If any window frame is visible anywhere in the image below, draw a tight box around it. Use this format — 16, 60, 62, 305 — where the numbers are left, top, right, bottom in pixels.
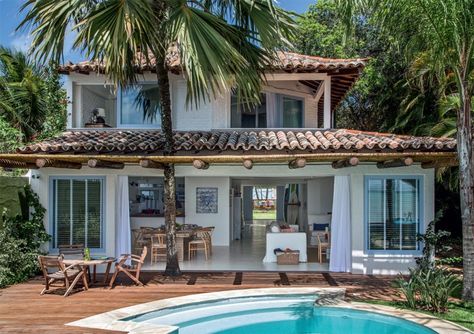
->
49, 176, 106, 253
117, 82, 161, 128
230, 91, 305, 129
364, 175, 424, 255
277, 94, 305, 128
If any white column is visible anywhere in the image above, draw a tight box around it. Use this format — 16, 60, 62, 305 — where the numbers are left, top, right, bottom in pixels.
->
323, 77, 332, 128
65, 80, 74, 129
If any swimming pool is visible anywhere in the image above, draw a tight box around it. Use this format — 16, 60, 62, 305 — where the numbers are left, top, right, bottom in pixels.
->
67, 288, 471, 334
124, 294, 436, 334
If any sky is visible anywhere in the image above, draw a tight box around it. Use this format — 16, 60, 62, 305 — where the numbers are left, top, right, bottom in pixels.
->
0, 0, 314, 63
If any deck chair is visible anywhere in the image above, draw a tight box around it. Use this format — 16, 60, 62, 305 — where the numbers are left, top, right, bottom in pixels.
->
38, 255, 87, 297
58, 244, 84, 259
109, 246, 147, 288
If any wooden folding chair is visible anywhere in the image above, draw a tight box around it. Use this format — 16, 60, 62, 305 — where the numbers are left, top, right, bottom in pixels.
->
38, 255, 88, 297
58, 244, 84, 259
109, 246, 147, 288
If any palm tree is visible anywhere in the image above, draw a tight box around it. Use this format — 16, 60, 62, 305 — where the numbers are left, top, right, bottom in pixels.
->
19, 0, 295, 276
0, 47, 47, 142
337, 0, 474, 301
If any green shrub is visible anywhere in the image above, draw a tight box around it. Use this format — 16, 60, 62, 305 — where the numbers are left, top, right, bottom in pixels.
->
0, 185, 50, 288
397, 267, 461, 313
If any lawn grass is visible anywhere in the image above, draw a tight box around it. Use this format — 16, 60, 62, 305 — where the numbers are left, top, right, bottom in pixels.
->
359, 299, 474, 331
252, 210, 276, 220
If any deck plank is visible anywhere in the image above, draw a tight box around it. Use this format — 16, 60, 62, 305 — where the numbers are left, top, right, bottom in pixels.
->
0, 272, 397, 333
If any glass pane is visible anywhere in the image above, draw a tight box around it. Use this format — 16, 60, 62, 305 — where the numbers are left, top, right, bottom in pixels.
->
87, 179, 102, 248
282, 97, 303, 127
367, 179, 385, 250
385, 179, 400, 250
400, 179, 418, 250
72, 180, 86, 246
230, 94, 242, 128
55, 180, 71, 248
120, 84, 160, 125
230, 93, 266, 128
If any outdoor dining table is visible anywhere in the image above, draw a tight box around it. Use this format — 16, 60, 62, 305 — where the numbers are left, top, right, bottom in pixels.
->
63, 257, 115, 286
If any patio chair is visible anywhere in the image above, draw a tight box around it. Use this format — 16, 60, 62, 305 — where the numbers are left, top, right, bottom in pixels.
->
150, 234, 166, 264
188, 230, 211, 260
38, 255, 88, 297
58, 244, 84, 259
109, 246, 147, 288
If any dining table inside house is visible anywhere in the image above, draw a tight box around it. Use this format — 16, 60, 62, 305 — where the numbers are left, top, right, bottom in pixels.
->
136, 227, 201, 262
63, 257, 115, 286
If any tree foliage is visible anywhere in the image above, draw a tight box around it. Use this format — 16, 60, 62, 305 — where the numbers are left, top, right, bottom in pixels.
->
0, 47, 67, 146
336, 0, 474, 301
0, 185, 50, 288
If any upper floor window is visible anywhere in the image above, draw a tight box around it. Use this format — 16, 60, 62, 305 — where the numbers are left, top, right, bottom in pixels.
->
365, 176, 422, 252
231, 92, 303, 128
119, 84, 161, 127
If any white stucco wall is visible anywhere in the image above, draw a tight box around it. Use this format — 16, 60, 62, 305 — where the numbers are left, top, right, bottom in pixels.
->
66, 73, 319, 130
307, 177, 334, 215
184, 177, 231, 246
29, 163, 434, 274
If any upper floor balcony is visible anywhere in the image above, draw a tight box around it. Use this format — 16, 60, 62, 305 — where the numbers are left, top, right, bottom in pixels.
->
60, 52, 366, 131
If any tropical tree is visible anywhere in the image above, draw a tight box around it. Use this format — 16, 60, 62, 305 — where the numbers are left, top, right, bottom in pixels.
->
0, 47, 46, 142
0, 47, 67, 147
19, 0, 295, 276
337, 0, 474, 301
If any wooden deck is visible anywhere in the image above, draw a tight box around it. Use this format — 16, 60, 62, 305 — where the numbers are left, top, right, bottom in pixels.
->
0, 272, 399, 333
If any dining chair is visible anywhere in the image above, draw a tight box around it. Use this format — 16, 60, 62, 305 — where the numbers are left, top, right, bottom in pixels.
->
317, 233, 330, 263
201, 227, 215, 254
109, 246, 147, 288
188, 230, 211, 260
38, 255, 88, 297
150, 234, 167, 264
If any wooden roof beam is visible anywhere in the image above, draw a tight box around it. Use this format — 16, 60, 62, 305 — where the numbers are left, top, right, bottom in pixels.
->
139, 159, 164, 169
88, 159, 124, 169
193, 159, 209, 170
0, 159, 38, 169
36, 158, 82, 169
289, 157, 306, 169
332, 157, 359, 169
377, 157, 413, 169
243, 159, 253, 170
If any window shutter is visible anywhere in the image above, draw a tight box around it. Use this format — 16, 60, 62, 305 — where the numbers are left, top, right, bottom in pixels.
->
367, 178, 385, 250
55, 179, 71, 248
52, 177, 104, 249
87, 179, 102, 248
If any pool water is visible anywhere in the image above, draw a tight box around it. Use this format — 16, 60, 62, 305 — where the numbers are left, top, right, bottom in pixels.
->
125, 295, 436, 334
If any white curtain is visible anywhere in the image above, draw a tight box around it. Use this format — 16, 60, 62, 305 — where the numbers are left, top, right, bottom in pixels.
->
115, 176, 131, 263
266, 92, 277, 128
329, 175, 352, 272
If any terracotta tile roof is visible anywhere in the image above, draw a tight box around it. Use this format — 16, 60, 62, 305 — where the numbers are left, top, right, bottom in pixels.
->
58, 51, 367, 75
16, 129, 456, 155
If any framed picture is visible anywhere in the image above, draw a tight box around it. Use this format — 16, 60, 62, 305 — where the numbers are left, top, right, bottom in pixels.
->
196, 187, 218, 213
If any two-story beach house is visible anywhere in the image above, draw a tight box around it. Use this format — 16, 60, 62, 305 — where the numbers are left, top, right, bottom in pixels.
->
0, 51, 457, 274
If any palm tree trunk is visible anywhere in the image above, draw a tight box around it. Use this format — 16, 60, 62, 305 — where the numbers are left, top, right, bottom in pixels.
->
156, 53, 181, 277
457, 82, 474, 301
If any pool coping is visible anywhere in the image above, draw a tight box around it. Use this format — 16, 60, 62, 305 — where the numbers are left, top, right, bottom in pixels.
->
66, 287, 473, 334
